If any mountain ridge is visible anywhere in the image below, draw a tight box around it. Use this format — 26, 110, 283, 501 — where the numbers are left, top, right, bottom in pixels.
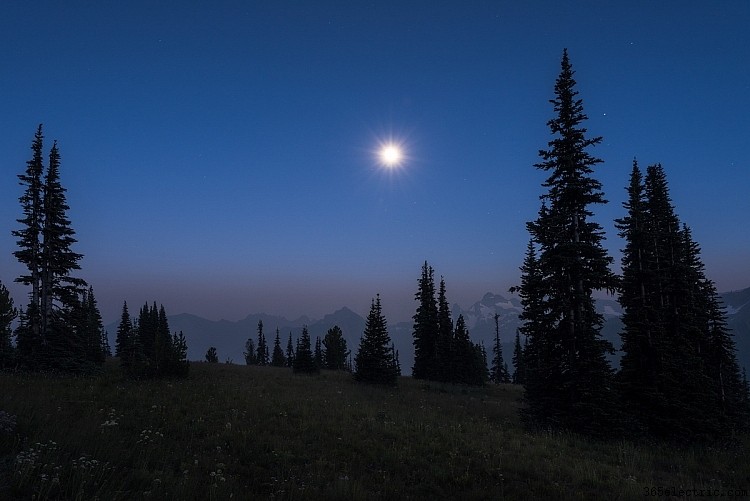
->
106, 287, 750, 374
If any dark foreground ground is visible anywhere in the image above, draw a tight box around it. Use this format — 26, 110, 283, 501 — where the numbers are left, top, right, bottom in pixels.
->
1, 362, 748, 499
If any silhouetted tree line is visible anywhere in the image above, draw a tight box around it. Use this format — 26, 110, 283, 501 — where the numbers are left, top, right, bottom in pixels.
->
411, 262, 489, 386
115, 301, 188, 378
242, 321, 353, 374
2, 125, 109, 373
513, 49, 749, 438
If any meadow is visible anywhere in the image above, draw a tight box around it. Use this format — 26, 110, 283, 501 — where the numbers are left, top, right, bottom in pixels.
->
0, 362, 748, 500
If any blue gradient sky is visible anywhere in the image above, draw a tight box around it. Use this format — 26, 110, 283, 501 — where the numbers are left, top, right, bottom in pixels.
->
1, 1, 749, 325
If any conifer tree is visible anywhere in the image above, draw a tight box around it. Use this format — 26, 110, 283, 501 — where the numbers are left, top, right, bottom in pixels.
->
271, 328, 286, 367
40, 141, 85, 341
286, 332, 295, 367
205, 347, 218, 363
392, 343, 401, 377
616, 162, 747, 437
13, 125, 45, 361
323, 325, 349, 370
412, 262, 438, 380
314, 336, 323, 368
170, 331, 189, 376
244, 338, 257, 365
256, 320, 268, 365
512, 330, 525, 385
0, 281, 17, 368
117, 301, 144, 375
354, 295, 397, 385
490, 314, 511, 383
451, 314, 474, 385
293, 326, 318, 374
115, 301, 131, 358
435, 277, 454, 382
522, 50, 617, 434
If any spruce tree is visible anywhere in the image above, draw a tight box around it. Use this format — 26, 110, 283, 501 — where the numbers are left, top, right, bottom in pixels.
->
293, 326, 318, 374
323, 325, 349, 370
451, 314, 474, 385
244, 338, 257, 365
616, 162, 747, 437
435, 277, 454, 382
512, 330, 525, 385
286, 332, 295, 367
522, 50, 617, 434
354, 295, 397, 385
115, 301, 131, 358
170, 331, 189, 376
314, 336, 323, 369
205, 347, 219, 363
0, 281, 17, 368
13, 125, 45, 362
271, 329, 286, 367
490, 314, 510, 383
412, 261, 438, 380
40, 141, 85, 342
256, 320, 268, 365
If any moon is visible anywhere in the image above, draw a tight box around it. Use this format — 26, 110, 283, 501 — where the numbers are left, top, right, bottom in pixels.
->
379, 144, 403, 167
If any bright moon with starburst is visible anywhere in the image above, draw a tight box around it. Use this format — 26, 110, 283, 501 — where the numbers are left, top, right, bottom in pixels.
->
378, 143, 404, 168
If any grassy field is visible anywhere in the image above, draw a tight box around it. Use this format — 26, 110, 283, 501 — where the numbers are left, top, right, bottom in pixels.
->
0, 362, 748, 500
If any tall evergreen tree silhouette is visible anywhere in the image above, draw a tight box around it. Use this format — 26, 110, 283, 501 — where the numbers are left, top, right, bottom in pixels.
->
293, 326, 318, 374
618, 162, 748, 436
512, 330, 525, 385
256, 320, 268, 365
522, 50, 617, 434
243, 337, 257, 365
0, 281, 17, 368
412, 261, 438, 380
13, 125, 45, 362
490, 314, 511, 383
354, 295, 397, 385
40, 141, 85, 345
435, 277, 454, 382
323, 325, 349, 370
285, 332, 295, 367
271, 328, 286, 367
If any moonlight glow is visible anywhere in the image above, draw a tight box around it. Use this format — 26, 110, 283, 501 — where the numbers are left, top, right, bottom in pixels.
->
379, 144, 403, 167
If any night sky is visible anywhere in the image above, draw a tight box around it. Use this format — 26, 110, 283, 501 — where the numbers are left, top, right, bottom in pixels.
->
1, 1, 749, 325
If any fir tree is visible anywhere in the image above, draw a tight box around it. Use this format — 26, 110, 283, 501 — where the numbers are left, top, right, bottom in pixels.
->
435, 276, 454, 382
117, 301, 144, 376
12, 125, 45, 362
205, 347, 218, 363
78, 287, 106, 366
392, 343, 401, 377
0, 281, 17, 368
271, 328, 286, 367
256, 320, 268, 365
115, 302, 131, 358
354, 295, 397, 385
170, 331, 189, 376
512, 330, 525, 385
490, 314, 511, 383
293, 326, 318, 374
40, 141, 85, 344
616, 163, 746, 437
314, 336, 323, 369
522, 50, 617, 434
244, 338, 257, 365
286, 332, 295, 367
323, 325, 349, 370
451, 314, 475, 385
412, 261, 438, 380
